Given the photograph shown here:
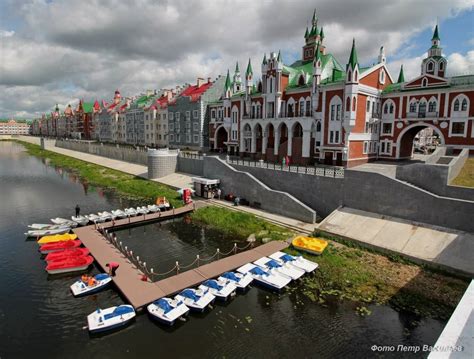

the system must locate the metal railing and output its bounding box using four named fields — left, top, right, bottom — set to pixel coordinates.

left=100, top=227, right=253, bottom=281
left=178, top=152, right=203, bottom=160
left=227, top=157, right=344, bottom=178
